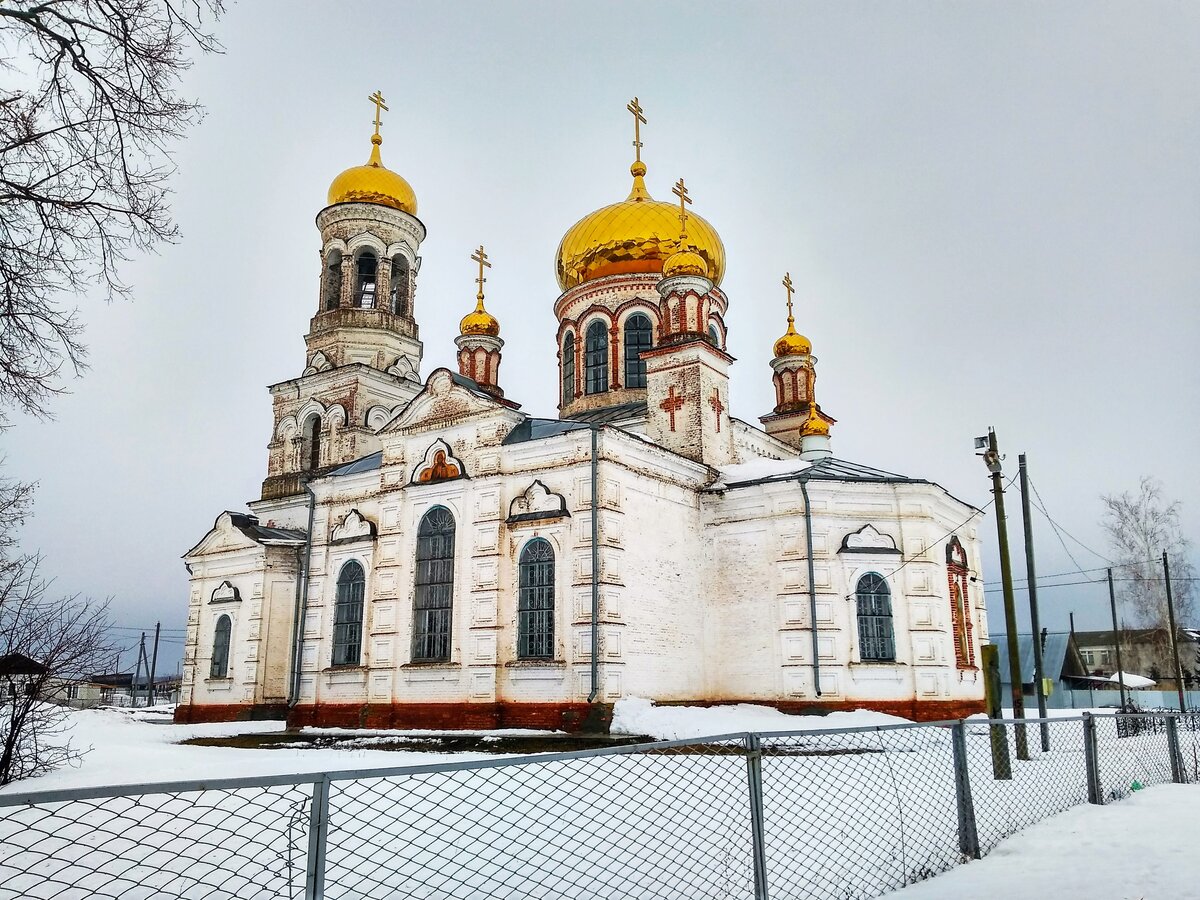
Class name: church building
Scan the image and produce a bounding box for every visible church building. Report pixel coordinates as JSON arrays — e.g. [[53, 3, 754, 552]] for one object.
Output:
[[177, 95, 988, 729]]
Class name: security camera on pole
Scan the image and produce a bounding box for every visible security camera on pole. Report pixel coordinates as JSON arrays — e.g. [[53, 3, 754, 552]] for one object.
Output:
[[976, 428, 1030, 761]]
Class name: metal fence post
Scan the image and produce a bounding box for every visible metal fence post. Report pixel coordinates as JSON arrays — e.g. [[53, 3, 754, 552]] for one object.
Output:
[[1166, 715, 1185, 784], [744, 733, 770, 900], [1082, 713, 1102, 804], [950, 722, 980, 859], [305, 776, 331, 900]]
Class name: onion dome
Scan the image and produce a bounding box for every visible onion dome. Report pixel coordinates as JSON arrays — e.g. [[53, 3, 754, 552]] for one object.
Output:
[[327, 133, 418, 215], [773, 320, 812, 358], [556, 160, 725, 291], [800, 403, 831, 437], [460, 295, 500, 337]]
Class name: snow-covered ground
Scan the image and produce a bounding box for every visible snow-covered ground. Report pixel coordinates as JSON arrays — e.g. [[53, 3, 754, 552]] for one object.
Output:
[[611, 696, 910, 739], [885, 784, 1197, 899]]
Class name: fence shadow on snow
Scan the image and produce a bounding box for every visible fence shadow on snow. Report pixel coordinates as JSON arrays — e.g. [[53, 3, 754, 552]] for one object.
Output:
[[0, 712, 1195, 900]]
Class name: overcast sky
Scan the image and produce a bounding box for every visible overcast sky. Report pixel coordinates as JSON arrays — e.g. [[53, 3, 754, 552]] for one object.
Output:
[[4, 1, 1198, 674]]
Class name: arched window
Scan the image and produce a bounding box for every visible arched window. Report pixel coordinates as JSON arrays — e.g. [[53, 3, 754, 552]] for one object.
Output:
[[518, 539, 555, 659], [708, 324, 721, 348], [301, 414, 321, 472], [389, 254, 410, 316], [210, 615, 231, 678], [356, 251, 378, 308], [856, 573, 895, 661], [414, 506, 455, 662], [561, 332, 576, 406], [332, 561, 366, 666], [623, 313, 652, 389], [585, 320, 608, 395], [946, 536, 973, 667], [324, 250, 343, 311]]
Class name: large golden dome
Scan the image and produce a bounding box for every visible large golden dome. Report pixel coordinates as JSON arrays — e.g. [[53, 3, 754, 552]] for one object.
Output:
[[556, 161, 725, 291], [327, 134, 418, 215]]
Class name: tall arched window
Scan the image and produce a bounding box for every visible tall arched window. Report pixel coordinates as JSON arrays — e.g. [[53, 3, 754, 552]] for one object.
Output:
[[332, 561, 365, 666], [389, 254, 410, 316], [356, 251, 378, 308], [946, 536, 973, 667], [623, 313, 652, 389], [210, 615, 231, 678], [323, 250, 343, 310], [856, 573, 895, 661], [585, 320, 608, 395], [708, 324, 721, 348], [561, 332, 576, 406], [518, 539, 555, 659], [301, 414, 321, 472], [414, 506, 455, 662]]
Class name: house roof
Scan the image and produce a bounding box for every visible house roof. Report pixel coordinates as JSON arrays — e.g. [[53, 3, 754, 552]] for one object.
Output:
[[228, 513, 306, 546], [0, 653, 48, 676], [1074, 628, 1199, 647], [992, 632, 1085, 685]]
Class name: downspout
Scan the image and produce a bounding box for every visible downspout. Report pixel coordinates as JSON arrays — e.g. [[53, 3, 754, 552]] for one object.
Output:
[[799, 477, 821, 696], [588, 426, 601, 703], [287, 483, 318, 709]]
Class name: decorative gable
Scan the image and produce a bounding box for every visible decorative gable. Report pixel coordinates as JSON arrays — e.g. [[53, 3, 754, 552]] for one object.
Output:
[[210, 580, 241, 604], [507, 480, 569, 524], [331, 509, 377, 544], [381, 368, 520, 435], [839, 524, 901, 555], [412, 439, 467, 484]]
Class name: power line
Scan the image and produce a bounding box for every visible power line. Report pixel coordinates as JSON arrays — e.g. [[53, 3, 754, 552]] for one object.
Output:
[[983, 556, 1173, 586], [1027, 477, 1114, 566]]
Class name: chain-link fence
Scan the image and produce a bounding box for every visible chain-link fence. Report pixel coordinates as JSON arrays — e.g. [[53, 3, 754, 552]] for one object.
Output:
[[0, 712, 1191, 900]]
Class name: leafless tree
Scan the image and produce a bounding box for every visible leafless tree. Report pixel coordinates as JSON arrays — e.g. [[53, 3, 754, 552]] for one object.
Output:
[[0, 0, 223, 421], [1100, 476, 1196, 629]]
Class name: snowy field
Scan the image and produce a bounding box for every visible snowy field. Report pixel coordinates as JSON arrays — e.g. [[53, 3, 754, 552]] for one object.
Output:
[[0, 702, 1194, 899]]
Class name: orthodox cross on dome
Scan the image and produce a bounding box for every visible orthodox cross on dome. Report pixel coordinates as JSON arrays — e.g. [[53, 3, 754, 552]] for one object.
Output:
[[627, 96, 646, 163], [660, 383, 685, 432], [368, 90, 389, 138], [782, 271, 797, 327], [709, 389, 725, 433], [471, 245, 491, 300], [672, 178, 692, 240]]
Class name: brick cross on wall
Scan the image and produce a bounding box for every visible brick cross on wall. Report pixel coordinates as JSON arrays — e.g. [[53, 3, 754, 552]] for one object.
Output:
[[709, 389, 724, 433], [660, 384, 686, 431]]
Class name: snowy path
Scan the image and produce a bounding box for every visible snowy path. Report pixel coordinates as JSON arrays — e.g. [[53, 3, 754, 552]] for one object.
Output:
[[885, 784, 1199, 899]]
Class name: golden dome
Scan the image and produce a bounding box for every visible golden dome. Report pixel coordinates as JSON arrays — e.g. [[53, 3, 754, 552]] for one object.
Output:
[[801, 403, 832, 437], [556, 162, 725, 291], [459, 295, 500, 337], [773, 320, 812, 358], [663, 246, 709, 279], [327, 134, 418, 215]]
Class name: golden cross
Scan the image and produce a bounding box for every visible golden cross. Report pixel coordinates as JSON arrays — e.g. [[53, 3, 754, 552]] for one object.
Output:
[[627, 96, 646, 162], [782, 272, 796, 322], [369, 90, 389, 137], [672, 178, 692, 238], [471, 245, 491, 299]]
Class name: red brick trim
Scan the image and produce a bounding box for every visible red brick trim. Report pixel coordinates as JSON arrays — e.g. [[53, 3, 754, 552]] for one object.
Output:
[[174, 703, 288, 724], [286, 702, 611, 733]]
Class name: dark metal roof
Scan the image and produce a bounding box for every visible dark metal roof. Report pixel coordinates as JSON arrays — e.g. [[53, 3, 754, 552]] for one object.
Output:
[[722, 457, 923, 489], [565, 401, 647, 425], [228, 513, 306, 545], [0, 653, 47, 676], [502, 418, 593, 445], [327, 451, 384, 477], [992, 632, 1085, 685]]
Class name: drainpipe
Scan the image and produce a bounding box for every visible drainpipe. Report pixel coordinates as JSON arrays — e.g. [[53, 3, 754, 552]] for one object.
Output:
[[799, 477, 821, 696], [287, 483, 318, 709], [588, 426, 601, 703]]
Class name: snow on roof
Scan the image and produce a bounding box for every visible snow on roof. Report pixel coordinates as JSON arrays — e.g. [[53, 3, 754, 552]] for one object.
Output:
[[1107, 671, 1157, 689], [713, 457, 812, 487]]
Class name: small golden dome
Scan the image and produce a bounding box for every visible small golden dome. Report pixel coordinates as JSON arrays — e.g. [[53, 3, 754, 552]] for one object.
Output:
[[327, 134, 418, 215], [663, 246, 708, 279], [556, 162, 725, 291], [773, 320, 812, 358], [801, 403, 831, 437], [459, 295, 500, 337]]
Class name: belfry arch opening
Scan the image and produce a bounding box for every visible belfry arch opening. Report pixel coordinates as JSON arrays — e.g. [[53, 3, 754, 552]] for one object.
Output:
[[356, 251, 378, 308], [323, 249, 342, 310], [301, 414, 321, 472], [390, 254, 410, 316]]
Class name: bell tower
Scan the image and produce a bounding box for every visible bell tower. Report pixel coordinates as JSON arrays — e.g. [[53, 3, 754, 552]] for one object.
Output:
[[258, 92, 427, 503]]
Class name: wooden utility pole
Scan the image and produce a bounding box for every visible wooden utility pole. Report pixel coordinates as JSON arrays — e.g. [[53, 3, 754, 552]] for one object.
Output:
[[1018, 454, 1049, 751], [1107, 569, 1128, 711], [1163, 552, 1187, 713], [133, 633, 147, 708], [983, 428, 1029, 760], [148, 622, 161, 708]]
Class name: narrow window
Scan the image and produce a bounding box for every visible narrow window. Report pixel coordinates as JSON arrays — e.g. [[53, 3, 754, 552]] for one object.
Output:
[[856, 573, 895, 662], [301, 414, 321, 472], [585, 320, 608, 395], [518, 539, 555, 659], [389, 255, 410, 316], [623, 313, 652, 388], [332, 561, 366, 666], [210, 615, 232, 678], [356, 251, 378, 308], [561, 332, 575, 406], [708, 324, 720, 347], [324, 250, 343, 310], [953, 584, 970, 661], [414, 506, 455, 662]]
